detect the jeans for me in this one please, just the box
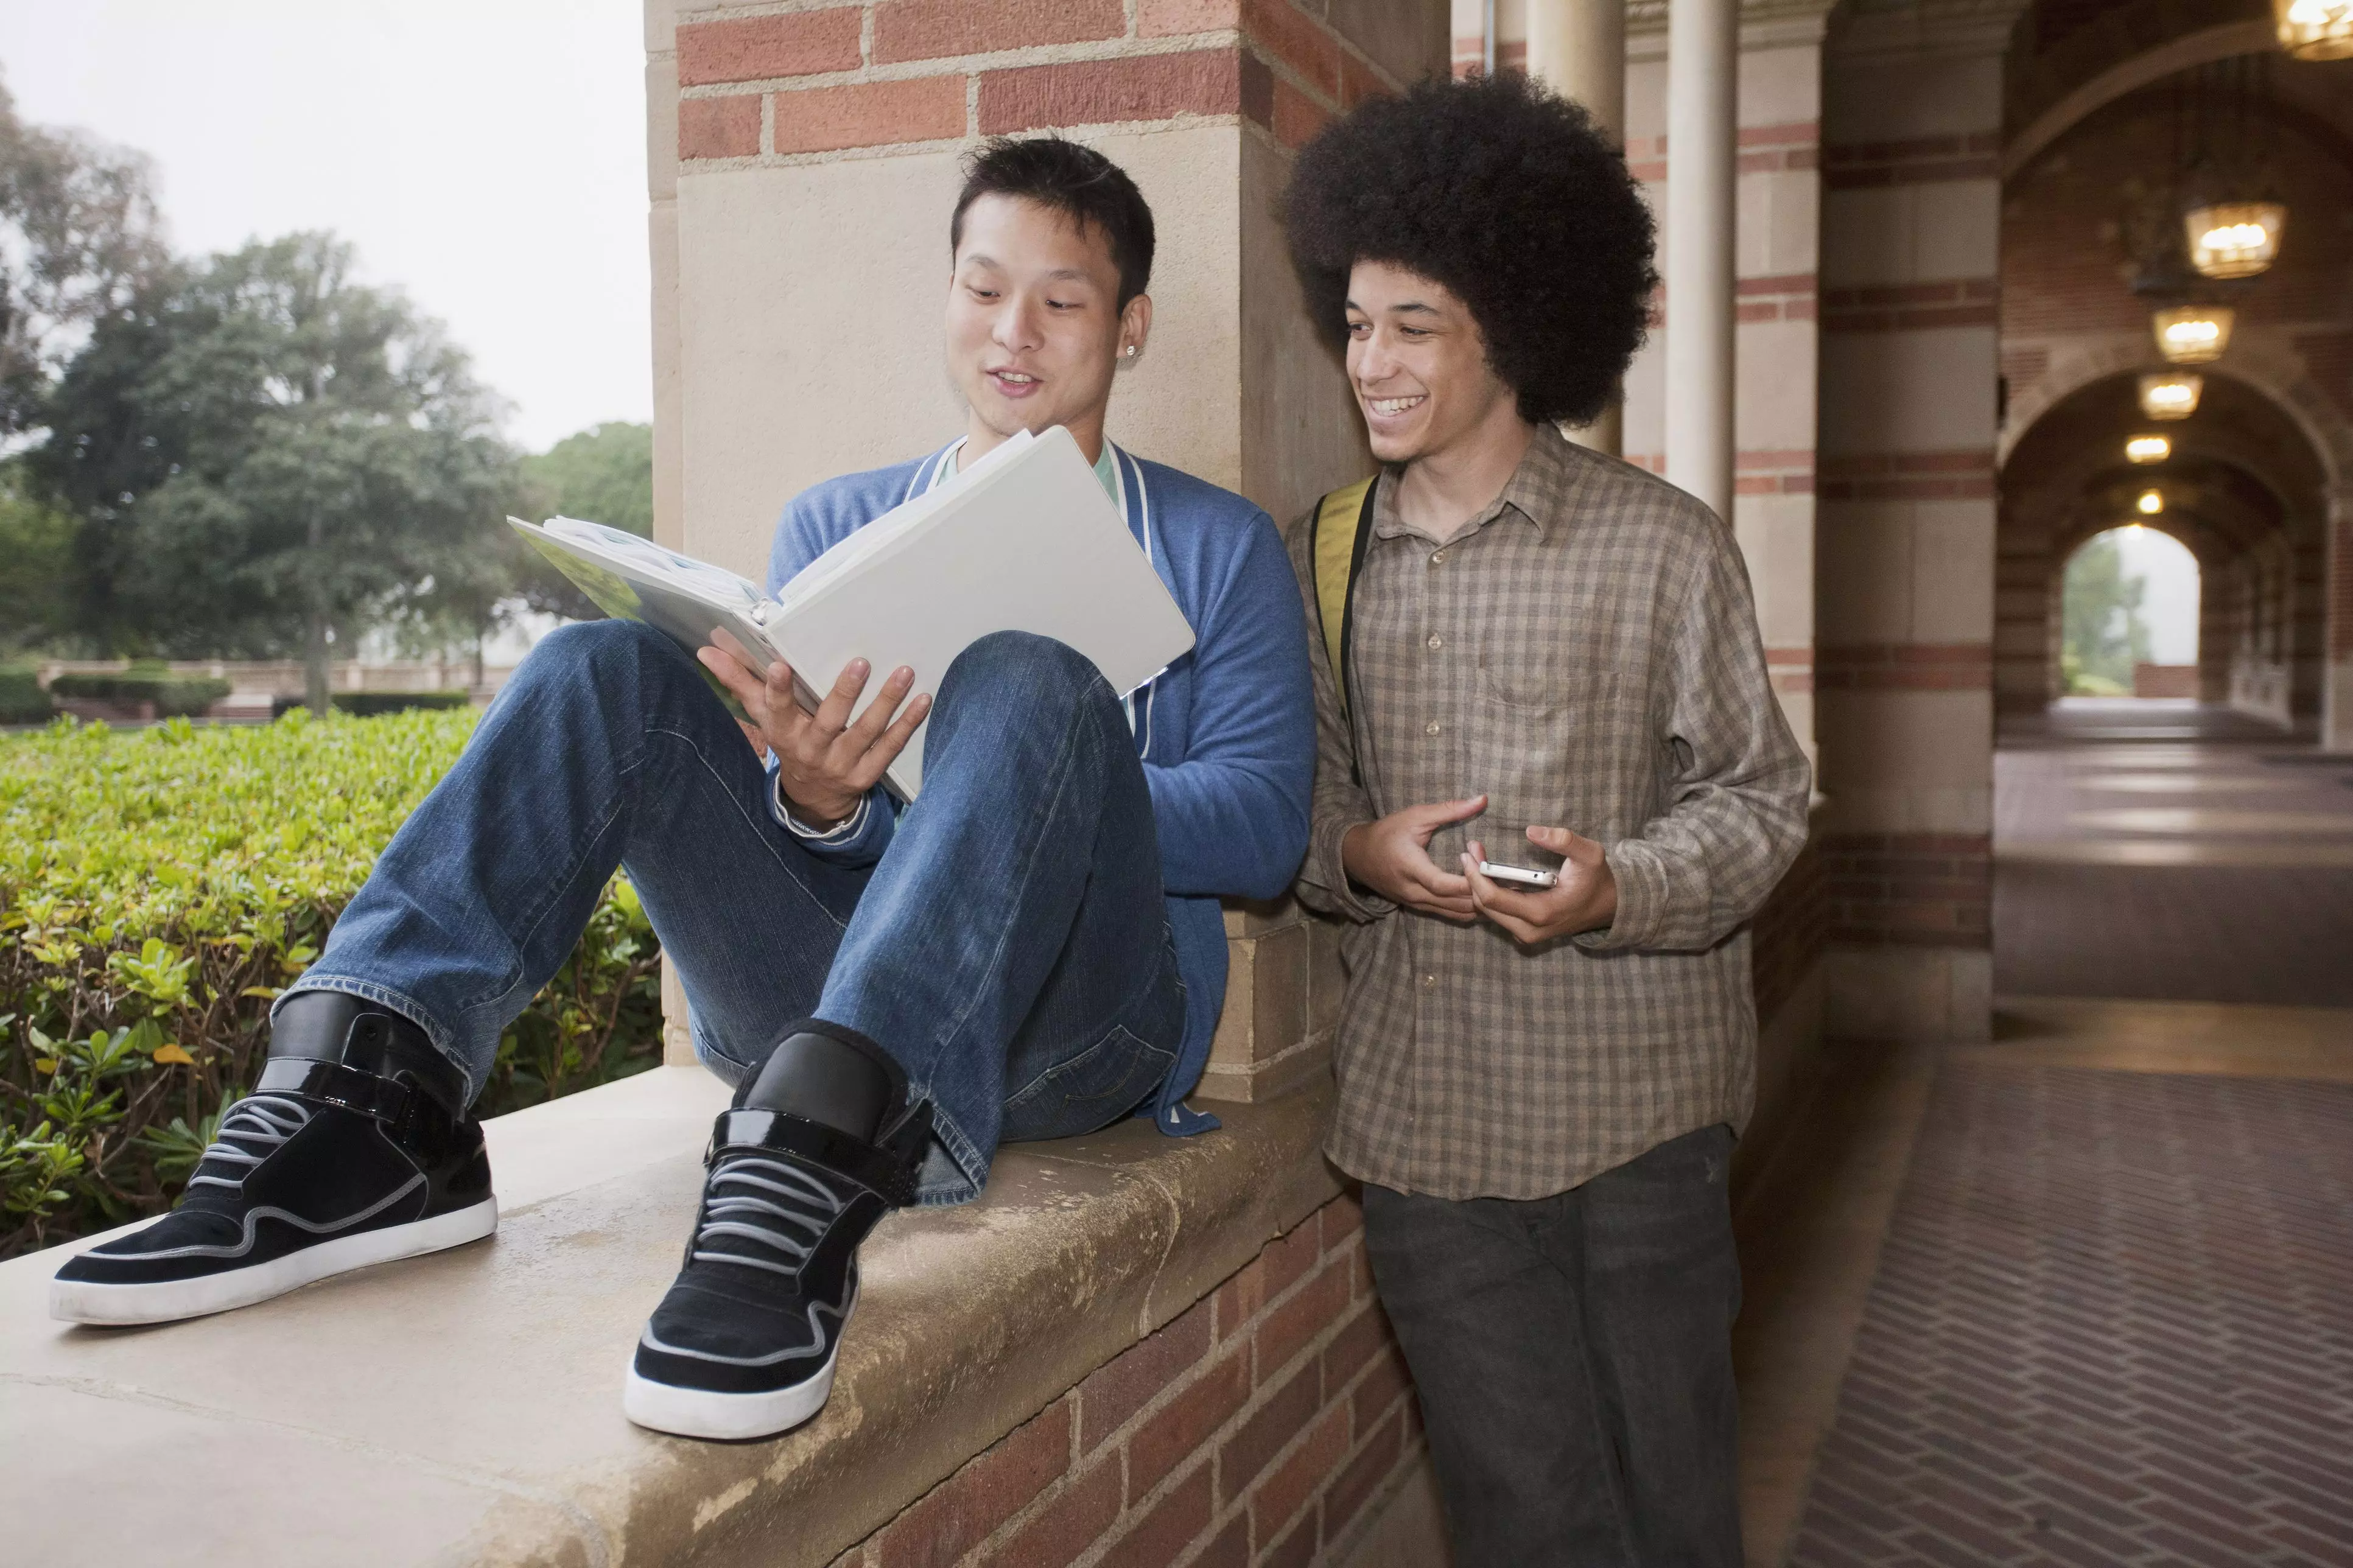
[290,620,1187,1204]
[1362,1125,1743,1567]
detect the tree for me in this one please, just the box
[34,233,519,708]
[0,460,75,653]
[0,75,169,437]
[2061,530,2151,695]
[522,422,653,537]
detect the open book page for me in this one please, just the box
[540,517,767,610]
[510,519,792,727]
[773,430,1036,614]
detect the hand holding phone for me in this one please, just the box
[1463,830,1619,948]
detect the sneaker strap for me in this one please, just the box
[256,1056,461,1159]
[707,1107,928,1209]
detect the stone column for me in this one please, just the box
[1527,0,1628,454]
[1812,0,2010,1045]
[1624,5,1829,767]
[2326,483,2353,751]
[1665,0,1739,520]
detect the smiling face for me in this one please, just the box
[1344,259,1518,466]
[945,193,1149,463]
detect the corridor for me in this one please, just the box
[1735,704,2353,1567]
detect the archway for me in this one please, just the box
[2055,523,2201,699]
[1997,25,2353,742]
[1997,368,2324,727]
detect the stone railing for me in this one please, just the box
[3,907,1442,1568]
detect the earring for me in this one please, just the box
[1124,345,1139,357]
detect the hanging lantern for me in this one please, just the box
[2126,435,2172,464]
[2152,304,2234,364]
[2137,371,2204,421]
[2184,201,2287,279]
[2276,0,2353,59]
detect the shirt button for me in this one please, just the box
[1430,549,1447,564]
[1426,634,1443,651]
[1422,974,1437,989]
[1424,720,1442,735]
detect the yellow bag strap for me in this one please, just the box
[1310,476,1378,721]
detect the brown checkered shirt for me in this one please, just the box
[1286,424,1810,1200]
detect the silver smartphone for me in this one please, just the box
[1476,860,1559,889]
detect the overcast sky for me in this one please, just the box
[1,0,650,452]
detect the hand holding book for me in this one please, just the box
[511,424,1194,802]
[699,643,928,827]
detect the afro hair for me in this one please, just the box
[1283,72,1657,427]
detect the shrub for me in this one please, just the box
[272,690,474,718]
[1,709,664,1258]
[0,667,49,726]
[48,666,233,718]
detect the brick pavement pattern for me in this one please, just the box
[1994,859,2353,1009]
[1790,1062,2353,1567]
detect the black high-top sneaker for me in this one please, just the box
[49,992,495,1325]
[624,1020,928,1441]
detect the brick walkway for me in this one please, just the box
[1787,1062,2353,1567]
[1991,706,2353,1008]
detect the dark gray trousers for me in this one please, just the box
[1362,1124,1743,1567]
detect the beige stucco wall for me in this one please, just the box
[664,119,1365,581]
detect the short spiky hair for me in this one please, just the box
[950,136,1156,307]
[1283,73,1657,426]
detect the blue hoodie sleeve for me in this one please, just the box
[1144,513,1315,900]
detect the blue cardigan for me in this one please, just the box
[765,441,1316,1133]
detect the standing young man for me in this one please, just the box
[1281,76,1810,1564]
[52,138,1316,1444]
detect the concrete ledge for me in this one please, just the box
[2,1066,1340,1567]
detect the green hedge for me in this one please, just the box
[48,667,233,717]
[0,668,48,726]
[272,689,474,718]
[1,709,664,1258]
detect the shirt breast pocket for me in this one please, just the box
[1468,668,1635,843]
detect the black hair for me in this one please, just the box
[1282,72,1658,426]
[950,136,1156,309]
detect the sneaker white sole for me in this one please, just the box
[47,1197,500,1326]
[621,1343,839,1441]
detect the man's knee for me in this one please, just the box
[941,631,1103,713]
[511,618,683,699]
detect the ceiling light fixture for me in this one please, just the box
[2152,305,2234,364]
[2185,201,2287,279]
[2137,371,2204,421]
[2137,490,2165,514]
[2276,0,2353,58]
[2127,435,2172,464]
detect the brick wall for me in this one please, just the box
[670,0,1421,172]
[830,1191,1418,1568]
[1820,832,1992,951]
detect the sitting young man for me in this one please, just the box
[52,136,1316,1443]
[1280,77,1810,1564]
